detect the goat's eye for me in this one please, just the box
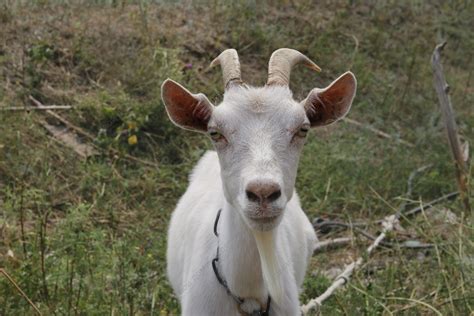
[209,130,225,142]
[296,126,310,137]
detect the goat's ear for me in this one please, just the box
[301,71,356,127]
[161,79,214,132]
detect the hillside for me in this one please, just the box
[0,1,473,315]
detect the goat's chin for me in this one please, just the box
[245,215,282,231]
[253,230,284,305]
[243,205,284,232]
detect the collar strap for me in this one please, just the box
[212,209,271,316]
[214,208,222,237]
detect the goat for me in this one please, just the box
[162,48,356,315]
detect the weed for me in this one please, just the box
[0,1,472,315]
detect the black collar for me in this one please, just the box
[212,209,272,316]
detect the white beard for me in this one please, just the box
[253,229,284,305]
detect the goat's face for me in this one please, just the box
[161,49,356,232]
[208,87,308,230]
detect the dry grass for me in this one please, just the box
[0,1,473,315]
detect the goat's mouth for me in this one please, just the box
[245,211,283,231]
[248,214,279,223]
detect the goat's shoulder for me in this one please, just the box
[188,150,220,187]
[174,150,222,215]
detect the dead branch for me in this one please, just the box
[29,96,159,169]
[313,220,433,249]
[431,42,471,214]
[29,96,92,138]
[314,165,433,234]
[403,191,458,217]
[313,237,353,253]
[302,215,399,314]
[1,105,72,111]
[343,117,415,147]
[341,32,359,69]
[29,96,96,140]
[41,121,98,159]
[302,165,439,314]
[0,268,42,315]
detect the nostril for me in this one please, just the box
[246,190,260,202]
[267,189,281,202]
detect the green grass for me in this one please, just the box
[0,1,473,315]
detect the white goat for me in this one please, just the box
[162,48,356,315]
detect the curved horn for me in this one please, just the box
[267,48,321,86]
[210,49,243,89]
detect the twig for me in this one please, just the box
[313,237,353,253]
[41,121,98,159]
[314,221,433,249]
[0,268,42,315]
[403,191,458,218]
[431,42,471,214]
[341,32,359,68]
[302,165,436,314]
[343,117,415,147]
[1,105,72,111]
[399,164,433,213]
[29,96,159,169]
[29,96,96,140]
[302,215,398,314]
[315,165,433,233]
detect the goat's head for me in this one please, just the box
[162,48,356,232]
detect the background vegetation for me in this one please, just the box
[0,1,473,315]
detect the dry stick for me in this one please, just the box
[0,269,43,315]
[313,237,353,253]
[313,165,435,251]
[403,191,458,218]
[431,42,471,214]
[29,96,159,168]
[312,191,458,253]
[343,117,415,148]
[1,105,72,111]
[314,220,433,249]
[29,96,96,140]
[41,120,98,159]
[302,215,398,314]
[302,165,432,314]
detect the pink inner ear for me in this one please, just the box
[162,80,212,132]
[305,72,356,127]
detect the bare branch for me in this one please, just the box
[302,166,445,314]
[403,191,458,218]
[0,268,42,315]
[313,237,353,253]
[302,215,398,314]
[29,96,159,169]
[41,120,98,159]
[1,105,72,111]
[431,42,471,214]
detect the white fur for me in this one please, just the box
[166,85,319,315]
[167,151,316,315]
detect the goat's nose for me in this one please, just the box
[245,181,281,204]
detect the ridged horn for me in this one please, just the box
[267,48,321,86]
[210,49,243,90]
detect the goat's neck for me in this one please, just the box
[218,201,271,301]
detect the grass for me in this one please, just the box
[0,1,473,315]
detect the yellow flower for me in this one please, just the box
[128,135,138,145]
[128,122,137,130]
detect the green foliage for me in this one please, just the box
[0,1,473,315]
